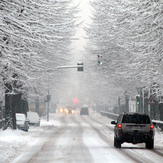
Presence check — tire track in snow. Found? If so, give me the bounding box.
[81,115,157,163]
[65,114,94,163]
[13,114,68,163]
[89,113,163,158]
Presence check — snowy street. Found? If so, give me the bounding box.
[0,1,162,162]
[0,110,163,163]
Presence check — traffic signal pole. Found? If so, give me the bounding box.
[56,63,84,71]
[45,63,83,122]
[33,63,84,73]
[47,90,49,122]
[45,91,51,122]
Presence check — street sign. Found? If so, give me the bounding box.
[147,95,155,105]
[46,95,51,102]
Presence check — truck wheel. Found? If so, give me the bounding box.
[114,137,121,148]
[116,139,121,148]
[146,139,154,149]
[114,137,116,147]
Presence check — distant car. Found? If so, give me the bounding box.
[27,112,40,126]
[80,107,89,115]
[111,112,156,149]
[65,107,75,114]
[16,113,29,132]
[59,108,64,113]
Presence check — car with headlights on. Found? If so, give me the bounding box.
[65,107,75,114]
[59,108,64,113]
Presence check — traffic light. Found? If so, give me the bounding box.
[77,63,83,71]
[74,98,78,104]
[98,61,103,65]
[98,55,103,65]
[136,96,140,105]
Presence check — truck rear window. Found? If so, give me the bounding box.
[81,107,88,111]
[122,115,150,124]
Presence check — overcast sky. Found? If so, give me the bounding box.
[71,0,93,51]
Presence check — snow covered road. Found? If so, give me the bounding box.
[0,110,163,163]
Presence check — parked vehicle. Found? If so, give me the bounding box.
[111,112,156,149]
[16,113,29,132]
[27,112,40,126]
[80,107,89,115]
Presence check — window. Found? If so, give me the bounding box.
[122,115,150,124]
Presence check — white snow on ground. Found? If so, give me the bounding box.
[155,127,163,149]
[82,125,133,163]
[0,117,62,163]
[0,114,162,163]
[83,113,163,163]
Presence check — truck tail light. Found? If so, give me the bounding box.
[118,124,122,128]
[118,124,123,136]
[150,125,154,129]
[150,125,154,136]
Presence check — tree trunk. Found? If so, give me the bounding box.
[4,92,29,130]
[159,103,163,121]
[21,98,29,116]
[14,93,22,113]
[5,94,16,129]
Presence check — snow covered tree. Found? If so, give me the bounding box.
[0,0,78,129]
[85,0,163,105]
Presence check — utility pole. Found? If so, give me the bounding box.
[47,90,49,121]
[46,91,51,122]
[45,63,83,122]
